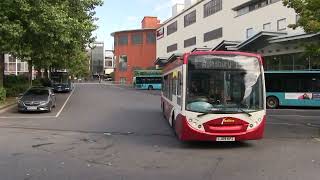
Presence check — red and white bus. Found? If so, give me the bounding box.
[160,51,266,141]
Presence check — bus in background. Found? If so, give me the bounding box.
[133,70,162,90]
[51,71,73,93]
[265,71,320,109]
[133,76,162,90]
[158,51,266,142]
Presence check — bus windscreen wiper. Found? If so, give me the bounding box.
[197,109,235,117]
[237,107,252,117]
[238,103,252,117]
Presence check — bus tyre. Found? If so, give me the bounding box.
[267,96,279,109]
[171,113,177,136]
[148,85,153,90]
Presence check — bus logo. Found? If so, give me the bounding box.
[222,118,235,124]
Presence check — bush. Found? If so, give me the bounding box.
[5,84,29,97]
[0,87,6,103]
[4,75,29,97]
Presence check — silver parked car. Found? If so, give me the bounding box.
[17,87,56,112]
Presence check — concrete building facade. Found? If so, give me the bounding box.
[4,54,28,75]
[156,0,303,58]
[104,50,114,75]
[89,42,104,76]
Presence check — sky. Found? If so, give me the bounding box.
[93,0,185,50]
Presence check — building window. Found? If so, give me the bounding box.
[246,28,254,39]
[204,0,222,18]
[167,43,178,53]
[120,77,127,84]
[157,28,164,39]
[119,55,128,71]
[204,27,223,42]
[263,23,271,31]
[249,0,268,11]
[184,37,196,48]
[184,10,196,27]
[167,21,177,36]
[147,32,156,43]
[132,33,143,44]
[235,0,272,17]
[277,18,287,31]
[118,34,128,45]
[8,55,15,62]
[237,7,249,16]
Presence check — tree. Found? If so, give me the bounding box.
[0,0,102,86]
[283,0,320,56]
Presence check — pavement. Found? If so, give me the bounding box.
[0,83,319,180]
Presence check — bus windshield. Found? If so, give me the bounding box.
[51,73,69,85]
[186,54,264,113]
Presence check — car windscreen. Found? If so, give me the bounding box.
[25,89,49,96]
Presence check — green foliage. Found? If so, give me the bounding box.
[283,0,320,56]
[283,0,320,33]
[4,75,29,97]
[0,87,6,103]
[0,0,103,84]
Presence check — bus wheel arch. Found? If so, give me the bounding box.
[266,96,279,109]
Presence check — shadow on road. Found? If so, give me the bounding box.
[178,140,253,149]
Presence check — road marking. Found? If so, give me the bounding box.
[314,138,320,142]
[0,116,55,119]
[55,86,76,118]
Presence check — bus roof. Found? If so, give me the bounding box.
[265,70,320,74]
[134,75,162,77]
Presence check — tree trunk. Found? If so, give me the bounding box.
[28,60,33,86]
[0,53,4,87]
[36,68,41,79]
[44,68,49,79]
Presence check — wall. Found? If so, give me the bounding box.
[114,30,157,84]
[156,0,303,58]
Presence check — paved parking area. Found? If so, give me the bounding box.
[0,90,74,119]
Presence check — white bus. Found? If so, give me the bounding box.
[159,51,266,141]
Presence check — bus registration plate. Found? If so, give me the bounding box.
[216,137,235,141]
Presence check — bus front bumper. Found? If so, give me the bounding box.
[175,115,266,141]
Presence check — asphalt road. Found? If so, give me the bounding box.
[0,83,319,180]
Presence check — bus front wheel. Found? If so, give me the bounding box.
[148,85,153,90]
[267,96,279,109]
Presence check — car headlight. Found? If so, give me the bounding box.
[40,101,49,105]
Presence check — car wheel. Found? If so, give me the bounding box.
[267,96,279,109]
[47,105,52,113]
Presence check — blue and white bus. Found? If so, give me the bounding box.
[265,71,320,108]
[133,76,162,90]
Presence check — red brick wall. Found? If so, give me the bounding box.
[141,17,160,29]
[114,29,156,84]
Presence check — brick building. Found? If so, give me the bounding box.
[111,17,160,84]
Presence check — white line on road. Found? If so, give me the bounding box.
[0,116,56,119]
[55,86,76,118]
[314,138,320,142]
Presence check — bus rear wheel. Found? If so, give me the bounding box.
[148,85,153,90]
[267,96,279,109]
